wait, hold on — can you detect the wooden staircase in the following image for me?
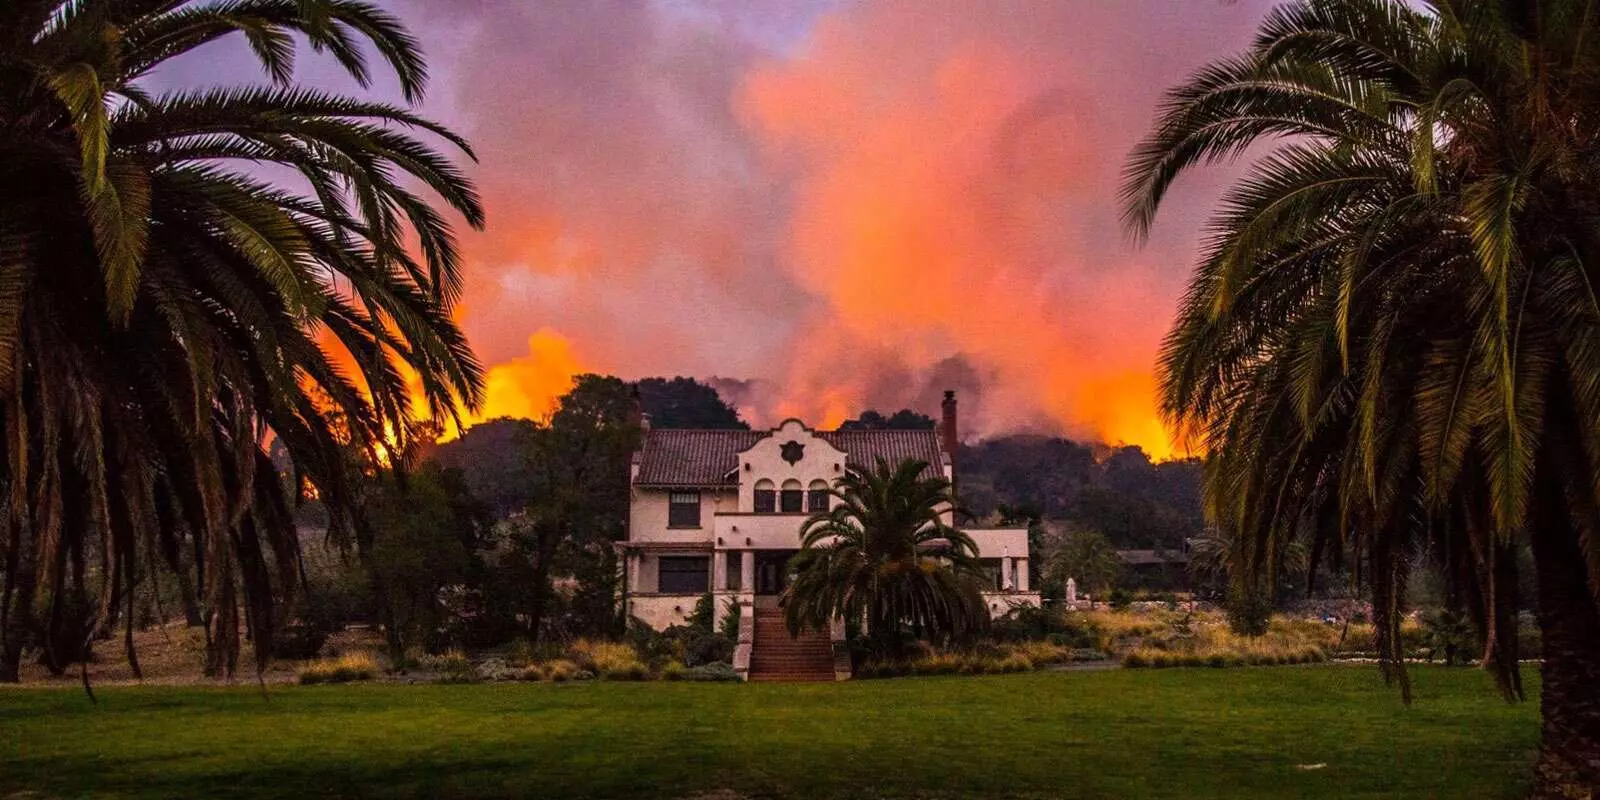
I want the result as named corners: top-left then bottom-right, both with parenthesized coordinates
top-left (748, 608), bottom-right (838, 682)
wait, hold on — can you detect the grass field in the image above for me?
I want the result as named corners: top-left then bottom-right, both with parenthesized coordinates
top-left (0, 665), bottom-right (1537, 799)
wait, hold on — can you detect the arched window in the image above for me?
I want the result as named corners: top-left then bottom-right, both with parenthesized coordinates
top-left (780, 479), bottom-right (804, 513)
top-left (753, 479), bottom-right (776, 514)
top-left (807, 480), bottom-right (830, 513)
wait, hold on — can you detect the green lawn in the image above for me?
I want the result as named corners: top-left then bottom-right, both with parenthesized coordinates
top-left (0, 665), bottom-right (1536, 799)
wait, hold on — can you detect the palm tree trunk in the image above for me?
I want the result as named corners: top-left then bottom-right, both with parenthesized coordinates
top-left (1529, 480), bottom-right (1600, 797)
top-left (0, 528), bottom-right (37, 683)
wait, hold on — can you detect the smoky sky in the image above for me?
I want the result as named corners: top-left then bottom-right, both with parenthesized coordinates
top-left (151, 0), bottom-right (1280, 456)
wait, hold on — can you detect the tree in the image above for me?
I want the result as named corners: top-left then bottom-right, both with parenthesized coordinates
top-left (782, 458), bottom-right (988, 658)
top-left (1124, 0), bottom-right (1600, 789)
top-left (0, 1), bottom-right (482, 681)
top-left (363, 464), bottom-right (488, 664)
top-left (1047, 524), bottom-right (1120, 608)
top-left (517, 375), bottom-right (640, 640)
top-left (431, 418), bottom-right (541, 517)
top-left (635, 377), bottom-right (747, 429)
top-left (839, 409), bottom-right (936, 430)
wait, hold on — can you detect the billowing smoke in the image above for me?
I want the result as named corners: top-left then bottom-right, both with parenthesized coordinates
top-left (166, 0), bottom-right (1277, 454)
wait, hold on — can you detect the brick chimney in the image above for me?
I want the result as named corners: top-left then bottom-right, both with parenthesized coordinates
top-left (940, 389), bottom-right (958, 468)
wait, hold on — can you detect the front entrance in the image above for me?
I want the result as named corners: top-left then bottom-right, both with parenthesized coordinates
top-left (754, 550), bottom-right (799, 600)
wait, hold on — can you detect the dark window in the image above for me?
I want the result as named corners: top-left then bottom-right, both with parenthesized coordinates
top-left (754, 490), bottom-right (776, 513)
top-left (724, 554), bottom-right (742, 591)
top-left (668, 491), bottom-right (701, 527)
top-left (780, 489), bottom-right (803, 513)
top-left (807, 489), bottom-right (829, 513)
top-left (658, 556), bottom-right (709, 594)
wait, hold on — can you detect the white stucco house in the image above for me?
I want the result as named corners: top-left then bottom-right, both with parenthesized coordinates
top-left (620, 391), bottom-right (1041, 680)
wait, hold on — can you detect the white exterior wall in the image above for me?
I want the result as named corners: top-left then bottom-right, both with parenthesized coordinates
top-left (623, 420), bottom-right (1039, 630)
top-left (734, 420), bottom-right (847, 512)
top-left (629, 488), bottom-right (734, 546)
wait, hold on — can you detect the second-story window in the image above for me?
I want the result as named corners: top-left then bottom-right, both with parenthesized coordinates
top-left (780, 479), bottom-right (803, 513)
top-left (807, 480), bottom-right (829, 513)
top-left (753, 479), bottom-right (776, 513)
top-left (668, 491), bottom-right (701, 527)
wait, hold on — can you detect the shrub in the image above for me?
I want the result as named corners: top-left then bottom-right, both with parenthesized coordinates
top-left (910, 652), bottom-right (964, 675)
top-left (299, 652), bottom-right (379, 685)
top-left (997, 654), bottom-right (1033, 673)
top-left (990, 605), bottom-right (1068, 642)
top-left (687, 593), bottom-right (716, 633)
top-left (503, 637), bottom-right (539, 668)
top-left (683, 632), bottom-right (734, 668)
top-left (661, 661), bottom-right (688, 681)
top-left (569, 639), bottom-right (647, 675)
top-left (474, 657), bottom-right (520, 682)
top-left (719, 599), bottom-right (742, 640)
top-left (1010, 640), bottom-right (1071, 666)
top-left (1108, 588), bottom-right (1133, 610)
top-left (1224, 586), bottom-right (1274, 637)
top-left (416, 650), bottom-right (475, 684)
top-left (682, 662), bottom-right (740, 682)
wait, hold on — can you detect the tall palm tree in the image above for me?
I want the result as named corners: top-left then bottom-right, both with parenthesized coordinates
top-left (1124, 0), bottom-right (1600, 791)
top-left (0, 0), bottom-right (483, 681)
top-left (782, 458), bottom-right (989, 657)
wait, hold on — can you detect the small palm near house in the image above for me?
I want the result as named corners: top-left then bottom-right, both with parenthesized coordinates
top-left (620, 392), bottom-right (1040, 680)
top-left (783, 457), bottom-right (992, 662)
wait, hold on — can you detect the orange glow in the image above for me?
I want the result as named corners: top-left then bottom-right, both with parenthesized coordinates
top-left (401, 0), bottom-right (1260, 460)
top-left (431, 328), bottom-right (584, 439)
top-left (736, 11), bottom-right (1180, 457)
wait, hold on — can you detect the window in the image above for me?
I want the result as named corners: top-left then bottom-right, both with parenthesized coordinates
top-left (780, 479), bottom-right (803, 513)
top-left (753, 479), bottom-right (776, 513)
top-left (807, 480), bottom-right (829, 513)
top-left (667, 491), bottom-right (701, 527)
top-left (657, 556), bottom-right (709, 594)
top-left (724, 553), bottom-right (742, 591)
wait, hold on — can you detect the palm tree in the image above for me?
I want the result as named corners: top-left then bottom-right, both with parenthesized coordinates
top-left (1045, 523), bottom-right (1120, 608)
top-left (1124, 0), bottom-right (1600, 791)
top-left (782, 458), bottom-right (989, 657)
top-left (0, 0), bottom-right (483, 681)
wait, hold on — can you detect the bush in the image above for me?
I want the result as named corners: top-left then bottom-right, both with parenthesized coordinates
top-left (503, 637), bottom-right (539, 667)
top-left (474, 657), bottom-right (520, 682)
top-left (997, 654), bottom-right (1033, 673)
top-left (604, 662), bottom-right (650, 681)
top-left (991, 605), bottom-right (1068, 642)
top-left (570, 639), bottom-right (647, 675)
top-left (682, 662), bottom-right (740, 682)
top-left (416, 649), bottom-right (475, 683)
top-left (683, 632), bottom-right (734, 668)
top-left (1108, 588), bottom-right (1133, 610)
top-left (719, 600), bottom-right (742, 640)
top-left (687, 593), bottom-right (716, 633)
top-left (1009, 640), bottom-right (1071, 666)
top-left (277, 589), bottom-right (350, 661)
top-left (299, 652), bottom-right (379, 685)
top-left (910, 652), bottom-right (963, 675)
top-left (1225, 586), bottom-right (1274, 637)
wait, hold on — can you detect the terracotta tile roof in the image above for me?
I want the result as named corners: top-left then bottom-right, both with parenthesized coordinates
top-left (634, 430), bottom-right (764, 487)
top-left (634, 428), bottom-right (946, 487)
top-left (816, 430), bottom-right (945, 476)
